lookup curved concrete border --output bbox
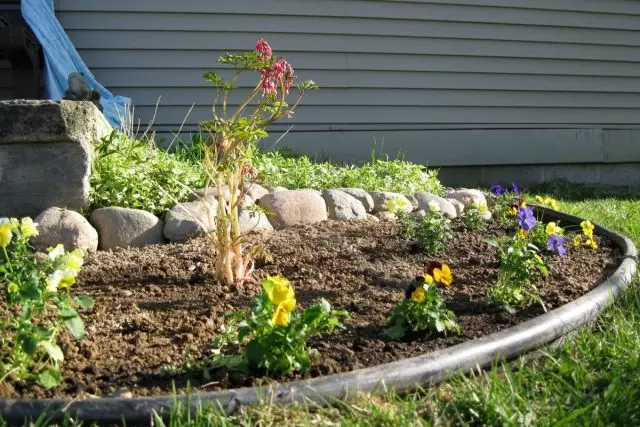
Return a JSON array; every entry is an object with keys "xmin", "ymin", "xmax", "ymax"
[{"xmin": 1, "ymin": 206, "xmax": 637, "ymax": 425}]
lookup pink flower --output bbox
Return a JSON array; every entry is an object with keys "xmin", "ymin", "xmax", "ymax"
[
  {"xmin": 243, "ymin": 165, "xmax": 258, "ymax": 179},
  {"xmin": 255, "ymin": 39, "xmax": 272, "ymax": 57},
  {"xmin": 261, "ymin": 77, "xmax": 276, "ymax": 95}
]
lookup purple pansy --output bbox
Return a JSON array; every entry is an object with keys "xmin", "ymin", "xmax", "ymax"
[
  {"xmin": 547, "ymin": 234, "xmax": 567, "ymax": 256},
  {"xmin": 490, "ymin": 184, "xmax": 506, "ymax": 196},
  {"xmin": 517, "ymin": 207, "xmax": 537, "ymax": 231},
  {"xmin": 510, "ymin": 182, "xmax": 520, "ymax": 195}
]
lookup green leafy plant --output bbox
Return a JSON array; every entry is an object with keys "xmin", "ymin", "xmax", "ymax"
[
  {"xmin": 197, "ymin": 39, "xmax": 317, "ymax": 285},
  {"xmin": 398, "ymin": 201, "xmax": 452, "ymax": 254},
  {"xmin": 90, "ymin": 130, "xmax": 206, "ymax": 214},
  {"xmin": 463, "ymin": 202, "xmax": 488, "ymax": 230},
  {"xmin": 386, "ymin": 263, "xmax": 459, "ymax": 339},
  {"xmin": 0, "ymin": 218, "xmax": 93, "ymax": 388},
  {"xmin": 211, "ymin": 275, "xmax": 347, "ymax": 375}
]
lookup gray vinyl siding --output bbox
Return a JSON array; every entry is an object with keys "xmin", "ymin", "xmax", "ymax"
[{"xmin": 54, "ymin": 0, "xmax": 640, "ymax": 167}]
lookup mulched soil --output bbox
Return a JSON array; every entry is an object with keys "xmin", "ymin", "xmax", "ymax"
[{"xmin": 0, "ymin": 218, "xmax": 622, "ymax": 399}]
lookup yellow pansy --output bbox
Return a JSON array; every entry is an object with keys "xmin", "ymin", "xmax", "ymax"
[
  {"xmin": 536, "ymin": 196, "xmax": 559, "ymax": 210},
  {"xmin": 519, "ymin": 228, "xmax": 529, "ymax": 239},
  {"xmin": 0, "ymin": 224, "xmax": 12, "ymax": 248},
  {"xmin": 64, "ymin": 250, "xmax": 84, "ymax": 273},
  {"xmin": 19, "ymin": 217, "xmax": 39, "ymax": 238},
  {"xmin": 433, "ymin": 264, "xmax": 453, "ymax": 286},
  {"xmin": 264, "ymin": 275, "xmax": 296, "ymax": 309},
  {"xmin": 272, "ymin": 304, "xmax": 290, "ymax": 326},
  {"xmin": 58, "ymin": 271, "xmax": 77, "ymax": 289},
  {"xmin": 47, "ymin": 244, "xmax": 65, "ymax": 260},
  {"xmin": 7, "ymin": 282, "xmax": 19, "ymax": 294},
  {"xmin": 580, "ymin": 220, "xmax": 595, "ymax": 238},
  {"xmin": 573, "ymin": 235, "xmax": 582, "ymax": 247},
  {"xmin": 545, "ymin": 222, "xmax": 563, "ymax": 236},
  {"xmin": 509, "ymin": 206, "xmax": 518, "ymax": 216},
  {"xmin": 422, "ymin": 273, "xmax": 434, "ymax": 285},
  {"xmin": 411, "ymin": 286, "xmax": 426, "ymax": 303},
  {"xmin": 586, "ymin": 238, "xmax": 598, "ymax": 250}
]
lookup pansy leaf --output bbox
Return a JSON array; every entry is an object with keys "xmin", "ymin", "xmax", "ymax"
[
  {"xmin": 76, "ymin": 295, "xmax": 95, "ymax": 309},
  {"xmin": 38, "ymin": 368, "xmax": 61, "ymax": 389},
  {"xmin": 64, "ymin": 316, "xmax": 85, "ymax": 340}
]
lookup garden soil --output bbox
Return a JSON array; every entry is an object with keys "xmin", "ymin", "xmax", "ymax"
[{"xmin": 1, "ymin": 218, "xmax": 622, "ymax": 399}]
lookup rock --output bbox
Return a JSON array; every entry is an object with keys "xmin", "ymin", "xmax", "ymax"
[
  {"xmin": 369, "ymin": 192, "xmax": 413, "ymax": 214},
  {"xmin": 322, "ymin": 189, "xmax": 367, "ymax": 221},
  {"xmin": 259, "ymin": 190, "xmax": 327, "ymax": 229},
  {"xmin": 375, "ymin": 211, "xmax": 396, "ymax": 221},
  {"xmin": 444, "ymin": 188, "xmax": 487, "ymax": 208},
  {"xmin": 446, "ymin": 199, "xmax": 465, "ymax": 216},
  {"xmin": 238, "ymin": 207, "xmax": 273, "ymax": 233},
  {"xmin": 366, "ymin": 213, "xmax": 380, "ymax": 222},
  {"xmin": 62, "ymin": 72, "xmax": 103, "ymax": 112},
  {"xmin": 413, "ymin": 192, "xmax": 457, "ymax": 218},
  {"xmin": 243, "ymin": 183, "xmax": 269, "ymax": 202},
  {"xmin": 163, "ymin": 199, "xmax": 217, "ymax": 242},
  {"xmin": 90, "ymin": 207, "xmax": 164, "ymax": 249},
  {"xmin": 412, "ymin": 210, "xmax": 426, "ymax": 218},
  {"xmin": 189, "ymin": 186, "xmax": 253, "ymax": 208},
  {"xmin": 339, "ymin": 188, "xmax": 375, "ymax": 213},
  {"xmin": 269, "ymin": 186, "xmax": 288, "ymax": 193},
  {"xmin": 0, "ymin": 100, "xmax": 111, "ymax": 217},
  {"xmin": 30, "ymin": 207, "xmax": 98, "ymax": 252},
  {"xmin": 405, "ymin": 194, "xmax": 419, "ymax": 212}
]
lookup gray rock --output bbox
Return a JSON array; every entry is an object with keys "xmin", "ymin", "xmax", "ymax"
[
  {"xmin": 243, "ymin": 183, "xmax": 269, "ymax": 202},
  {"xmin": 444, "ymin": 188, "xmax": 487, "ymax": 208},
  {"xmin": 238, "ymin": 207, "xmax": 273, "ymax": 233},
  {"xmin": 405, "ymin": 194, "xmax": 420, "ymax": 212},
  {"xmin": 189, "ymin": 186, "xmax": 253, "ymax": 208},
  {"xmin": 446, "ymin": 198, "xmax": 465, "ymax": 216},
  {"xmin": 366, "ymin": 213, "xmax": 380, "ymax": 222},
  {"xmin": 269, "ymin": 186, "xmax": 288, "ymax": 193},
  {"xmin": 322, "ymin": 189, "xmax": 367, "ymax": 221},
  {"xmin": 339, "ymin": 188, "xmax": 375, "ymax": 212},
  {"xmin": 90, "ymin": 207, "xmax": 164, "ymax": 249},
  {"xmin": 369, "ymin": 192, "xmax": 413, "ymax": 214},
  {"xmin": 375, "ymin": 211, "xmax": 397, "ymax": 222},
  {"xmin": 163, "ymin": 199, "xmax": 218, "ymax": 242},
  {"xmin": 259, "ymin": 189, "xmax": 327, "ymax": 229},
  {"xmin": 0, "ymin": 100, "xmax": 111, "ymax": 217},
  {"xmin": 30, "ymin": 207, "xmax": 98, "ymax": 253},
  {"xmin": 414, "ymin": 192, "xmax": 457, "ymax": 218}
]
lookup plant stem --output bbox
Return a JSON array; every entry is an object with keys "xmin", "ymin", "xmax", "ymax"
[{"xmin": 2, "ymin": 247, "xmax": 13, "ymax": 273}]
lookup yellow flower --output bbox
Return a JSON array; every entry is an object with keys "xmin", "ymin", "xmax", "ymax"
[
  {"xmin": 585, "ymin": 238, "xmax": 598, "ymax": 250},
  {"xmin": 580, "ymin": 220, "xmax": 595, "ymax": 238},
  {"xmin": 0, "ymin": 218, "xmax": 19, "ymax": 231},
  {"xmin": 422, "ymin": 273, "xmax": 434, "ymax": 285},
  {"xmin": 433, "ymin": 264, "xmax": 453, "ymax": 286},
  {"xmin": 519, "ymin": 228, "xmax": 529, "ymax": 239},
  {"xmin": 46, "ymin": 270, "xmax": 63, "ymax": 292},
  {"xmin": 0, "ymin": 224, "xmax": 12, "ymax": 248},
  {"xmin": 272, "ymin": 304, "xmax": 290, "ymax": 326},
  {"xmin": 411, "ymin": 286, "xmax": 426, "ymax": 303},
  {"xmin": 573, "ymin": 235, "xmax": 582, "ymax": 247},
  {"xmin": 536, "ymin": 196, "xmax": 559, "ymax": 210},
  {"xmin": 509, "ymin": 206, "xmax": 518, "ymax": 216},
  {"xmin": 19, "ymin": 217, "xmax": 39, "ymax": 238},
  {"xmin": 7, "ymin": 282, "xmax": 19, "ymax": 294},
  {"xmin": 64, "ymin": 250, "xmax": 84, "ymax": 273},
  {"xmin": 58, "ymin": 271, "xmax": 77, "ymax": 289},
  {"xmin": 535, "ymin": 196, "xmax": 544, "ymax": 204},
  {"xmin": 478, "ymin": 203, "xmax": 488, "ymax": 213},
  {"xmin": 47, "ymin": 244, "xmax": 65, "ymax": 260},
  {"xmin": 264, "ymin": 274, "xmax": 296, "ymax": 309},
  {"xmin": 545, "ymin": 222, "xmax": 563, "ymax": 236}
]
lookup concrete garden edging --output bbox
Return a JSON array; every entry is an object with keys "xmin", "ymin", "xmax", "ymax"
[{"xmin": 0, "ymin": 206, "xmax": 637, "ymax": 425}]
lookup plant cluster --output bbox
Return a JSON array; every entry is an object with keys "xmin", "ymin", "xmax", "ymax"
[
  {"xmin": 211, "ymin": 275, "xmax": 347, "ymax": 375},
  {"xmin": 573, "ymin": 220, "xmax": 598, "ymax": 250},
  {"xmin": 463, "ymin": 201, "xmax": 488, "ymax": 230},
  {"xmin": 0, "ymin": 218, "xmax": 93, "ymax": 388},
  {"xmin": 398, "ymin": 201, "xmax": 452, "ymax": 254},
  {"xmin": 386, "ymin": 262, "xmax": 459, "ymax": 339},
  {"xmin": 90, "ymin": 130, "xmax": 206, "ymax": 215},
  {"xmin": 490, "ymin": 183, "xmax": 521, "ymax": 227}
]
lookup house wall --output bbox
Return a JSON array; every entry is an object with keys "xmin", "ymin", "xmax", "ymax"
[{"xmin": 54, "ymin": 0, "xmax": 640, "ymax": 185}]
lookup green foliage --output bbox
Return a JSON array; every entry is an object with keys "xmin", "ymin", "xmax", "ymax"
[
  {"xmin": 398, "ymin": 207, "xmax": 452, "ymax": 255},
  {"xmin": 90, "ymin": 130, "xmax": 206, "ymax": 215},
  {"xmin": 492, "ymin": 194, "xmax": 519, "ymax": 229},
  {"xmin": 212, "ymin": 275, "xmax": 347, "ymax": 375},
  {"xmin": 0, "ymin": 218, "xmax": 93, "ymax": 389},
  {"xmin": 386, "ymin": 281, "xmax": 459, "ymax": 339},
  {"xmin": 486, "ymin": 231, "xmax": 548, "ymax": 313},
  {"xmin": 463, "ymin": 202, "xmax": 488, "ymax": 231}
]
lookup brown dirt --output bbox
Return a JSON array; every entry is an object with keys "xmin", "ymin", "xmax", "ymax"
[{"xmin": 1, "ymin": 218, "xmax": 622, "ymax": 400}]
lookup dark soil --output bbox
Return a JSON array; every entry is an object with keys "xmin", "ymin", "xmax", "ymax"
[{"xmin": 1, "ymin": 218, "xmax": 622, "ymax": 400}]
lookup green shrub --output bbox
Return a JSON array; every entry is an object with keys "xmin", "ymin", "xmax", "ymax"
[{"xmin": 90, "ymin": 131, "xmax": 206, "ymax": 215}]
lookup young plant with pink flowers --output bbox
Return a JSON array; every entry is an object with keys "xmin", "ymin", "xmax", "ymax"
[{"xmin": 199, "ymin": 40, "xmax": 317, "ymax": 285}]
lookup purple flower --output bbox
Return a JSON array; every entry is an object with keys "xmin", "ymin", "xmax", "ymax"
[
  {"xmin": 547, "ymin": 234, "xmax": 567, "ymax": 256},
  {"xmin": 490, "ymin": 184, "xmax": 505, "ymax": 196},
  {"xmin": 510, "ymin": 182, "xmax": 520, "ymax": 195},
  {"xmin": 517, "ymin": 207, "xmax": 537, "ymax": 231}
]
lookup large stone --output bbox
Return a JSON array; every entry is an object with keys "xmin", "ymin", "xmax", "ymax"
[
  {"xmin": 239, "ymin": 207, "xmax": 273, "ymax": 233},
  {"xmin": 322, "ymin": 189, "xmax": 367, "ymax": 221},
  {"xmin": 0, "ymin": 100, "xmax": 111, "ymax": 217},
  {"xmin": 444, "ymin": 188, "xmax": 487, "ymax": 208},
  {"xmin": 446, "ymin": 198, "xmax": 465, "ymax": 216},
  {"xmin": 164, "ymin": 199, "xmax": 217, "ymax": 242},
  {"xmin": 90, "ymin": 207, "xmax": 164, "ymax": 249},
  {"xmin": 339, "ymin": 188, "xmax": 375, "ymax": 212},
  {"xmin": 259, "ymin": 189, "xmax": 327, "ymax": 229},
  {"xmin": 30, "ymin": 207, "xmax": 98, "ymax": 253},
  {"xmin": 243, "ymin": 183, "xmax": 269, "ymax": 202},
  {"xmin": 414, "ymin": 192, "xmax": 457, "ymax": 218},
  {"xmin": 189, "ymin": 186, "xmax": 252, "ymax": 207},
  {"xmin": 369, "ymin": 191, "xmax": 413, "ymax": 214}
]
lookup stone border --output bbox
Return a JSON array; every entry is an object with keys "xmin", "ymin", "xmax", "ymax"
[{"xmin": 0, "ymin": 206, "xmax": 636, "ymax": 425}]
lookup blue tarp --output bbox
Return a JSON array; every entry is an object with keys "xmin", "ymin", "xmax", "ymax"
[{"xmin": 21, "ymin": 0, "xmax": 130, "ymax": 128}]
